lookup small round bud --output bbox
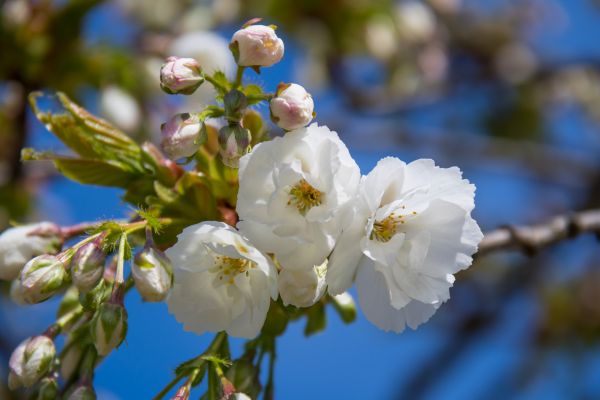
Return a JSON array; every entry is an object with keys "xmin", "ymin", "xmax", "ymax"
[
  {"xmin": 71, "ymin": 240, "xmax": 106, "ymax": 293},
  {"xmin": 231, "ymin": 24, "xmax": 284, "ymax": 67},
  {"xmin": 20, "ymin": 255, "xmax": 66, "ymax": 304},
  {"xmin": 160, "ymin": 113, "xmax": 204, "ymax": 160},
  {"xmin": 90, "ymin": 301, "xmax": 128, "ymax": 356},
  {"xmin": 218, "ymin": 124, "xmax": 251, "ymax": 168},
  {"xmin": 0, "ymin": 222, "xmax": 62, "ymax": 281},
  {"xmin": 278, "ymin": 262, "xmax": 326, "ymax": 308},
  {"xmin": 270, "ymin": 83, "xmax": 314, "ymax": 131},
  {"xmin": 160, "ymin": 56, "xmax": 204, "ymax": 95},
  {"xmin": 66, "ymin": 383, "xmax": 97, "ymax": 400},
  {"xmin": 8, "ymin": 335, "xmax": 56, "ymax": 389},
  {"xmin": 36, "ymin": 377, "xmax": 59, "ymax": 400},
  {"xmin": 133, "ymin": 245, "xmax": 173, "ymax": 302}
]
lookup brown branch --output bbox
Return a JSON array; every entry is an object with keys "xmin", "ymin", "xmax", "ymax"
[{"xmin": 478, "ymin": 209, "xmax": 600, "ymax": 256}]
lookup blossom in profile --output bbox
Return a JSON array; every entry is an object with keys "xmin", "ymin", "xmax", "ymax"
[
  {"xmin": 166, "ymin": 222, "xmax": 277, "ymax": 338},
  {"xmin": 236, "ymin": 124, "xmax": 360, "ymax": 271},
  {"xmin": 231, "ymin": 24, "xmax": 284, "ymax": 67},
  {"xmin": 327, "ymin": 158, "xmax": 483, "ymax": 332},
  {"xmin": 160, "ymin": 56, "xmax": 204, "ymax": 95}
]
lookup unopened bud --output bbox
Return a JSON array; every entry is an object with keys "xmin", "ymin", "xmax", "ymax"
[
  {"xmin": 270, "ymin": 83, "xmax": 314, "ymax": 131},
  {"xmin": 160, "ymin": 56, "xmax": 204, "ymax": 95},
  {"xmin": 8, "ymin": 335, "xmax": 56, "ymax": 389},
  {"xmin": 66, "ymin": 383, "xmax": 97, "ymax": 400},
  {"xmin": 90, "ymin": 301, "xmax": 128, "ymax": 356},
  {"xmin": 0, "ymin": 222, "xmax": 62, "ymax": 280},
  {"xmin": 20, "ymin": 255, "xmax": 66, "ymax": 304},
  {"xmin": 133, "ymin": 244, "xmax": 173, "ymax": 302},
  {"xmin": 71, "ymin": 239, "xmax": 106, "ymax": 293},
  {"xmin": 218, "ymin": 124, "xmax": 251, "ymax": 168},
  {"xmin": 160, "ymin": 113, "xmax": 204, "ymax": 160},
  {"xmin": 230, "ymin": 24, "xmax": 284, "ymax": 67},
  {"xmin": 278, "ymin": 262, "xmax": 326, "ymax": 308},
  {"xmin": 36, "ymin": 377, "xmax": 59, "ymax": 400},
  {"xmin": 224, "ymin": 90, "xmax": 248, "ymax": 123}
]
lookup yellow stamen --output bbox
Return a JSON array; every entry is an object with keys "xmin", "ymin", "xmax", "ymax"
[{"xmin": 287, "ymin": 179, "xmax": 324, "ymax": 215}]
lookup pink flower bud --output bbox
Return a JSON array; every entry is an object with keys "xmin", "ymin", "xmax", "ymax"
[
  {"xmin": 270, "ymin": 83, "xmax": 314, "ymax": 130},
  {"xmin": 231, "ymin": 25, "xmax": 284, "ymax": 67},
  {"xmin": 160, "ymin": 56, "xmax": 204, "ymax": 95},
  {"xmin": 160, "ymin": 113, "xmax": 204, "ymax": 160}
]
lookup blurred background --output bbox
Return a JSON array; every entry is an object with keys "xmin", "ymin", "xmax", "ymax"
[{"xmin": 1, "ymin": 0, "xmax": 600, "ymax": 398}]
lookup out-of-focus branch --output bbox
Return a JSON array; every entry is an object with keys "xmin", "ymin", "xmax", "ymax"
[{"xmin": 479, "ymin": 209, "xmax": 600, "ymax": 256}]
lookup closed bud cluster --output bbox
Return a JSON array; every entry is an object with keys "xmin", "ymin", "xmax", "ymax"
[
  {"xmin": 160, "ymin": 56, "xmax": 204, "ymax": 95},
  {"xmin": 160, "ymin": 113, "xmax": 204, "ymax": 160},
  {"xmin": 90, "ymin": 301, "xmax": 128, "ymax": 356},
  {"xmin": 0, "ymin": 222, "xmax": 62, "ymax": 281},
  {"xmin": 66, "ymin": 383, "xmax": 97, "ymax": 400},
  {"xmin": 8, "ymin": 335, "xmax": 56, "ymax": 389},
  {"xmin": 230, "ymin": 24, "xmax": 284, "ymax": 67},
  {"xmin": 71, "ymin": 239, "xmax": 106, "ymax": 293},
  {"xmin": 270, "ymin": 83, "xmax": 314, "ymax": 131},
  {"xmin": 133, "ymin": 243, "xmax": 173, "ymax": 302},
  {"xmin": 278, "ymin": 262, "xmax": 326, "ymax": 308},
  {"xmin": 218, "ymin": 124, "xmax": 251, "ymax": 168},
  {"xmin": 20, "ymin": 254, "xmax": 66, "ymax": 304}
]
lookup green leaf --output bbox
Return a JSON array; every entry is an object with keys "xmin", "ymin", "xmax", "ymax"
[
  {"xmin": 29, "ymin": 92, "xmax": 145, "ymax": 172},
  {"xmin": 54, "ymin": 158, "xmax": 141, "ymax": 187},
  {"xmin": 243, "ymin": 84, "xmax": 265, "ymax": 105}
]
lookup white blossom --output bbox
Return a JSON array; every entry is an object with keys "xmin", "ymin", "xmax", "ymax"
[
  {"xmin": 0, "ymin": 222, "xmax": 62, "ymax": 281},
  {"xmin": 278, "ymin": 262, "xmax": 326, "ymax": 308},
  {"xmin": 395, "ymin": 1, "xmax": 436, "ymax": 43},
  {"xmin": 327, "ymin": 158, "xmax": 483, "ymax": 332},
  {"xmin": 166, "ymin": 222, "xmax": 277, "ymax": 339},
  {"xmin": 270, "ymin": 83, "xmax": 314, "ymax": 131},
  {"xmin": 231, "ymin": 25, "xmax": 284, "ymax": 67},
  {"xmin": 236, "ymin": 124, "xmax": 360, "ymax": 271}
]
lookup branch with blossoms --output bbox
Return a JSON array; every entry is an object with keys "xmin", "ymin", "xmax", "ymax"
[{"xmin": 0, "ymin": 19, "xmax": 484, "ymax": 399}]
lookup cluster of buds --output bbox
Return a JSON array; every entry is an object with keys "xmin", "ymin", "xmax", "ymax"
[{"xmin": 158, "ymin": 20, "xmax": 309, "ymax": 167}]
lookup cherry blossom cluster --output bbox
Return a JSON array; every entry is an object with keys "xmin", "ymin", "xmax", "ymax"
[{"xmin": 160, "ymin": 21, "xmax": 483, "ymax": 338}]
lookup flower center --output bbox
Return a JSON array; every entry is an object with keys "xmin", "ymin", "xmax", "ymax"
[
  {"xmin": 370, "ymin": 208, "xmax": 418, "ymax": 242},
  {"xmin": 287, "ymin": 179, "xmax": 324, "ymax": 215},
  {"xmin": 214, "ymin": 255, "xmax": 256, "ymax": 284}
]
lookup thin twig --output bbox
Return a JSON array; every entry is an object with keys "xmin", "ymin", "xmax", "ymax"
[{"xmin": 478, "ymin": 209, "xmax": 600, "ymax": 256}]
